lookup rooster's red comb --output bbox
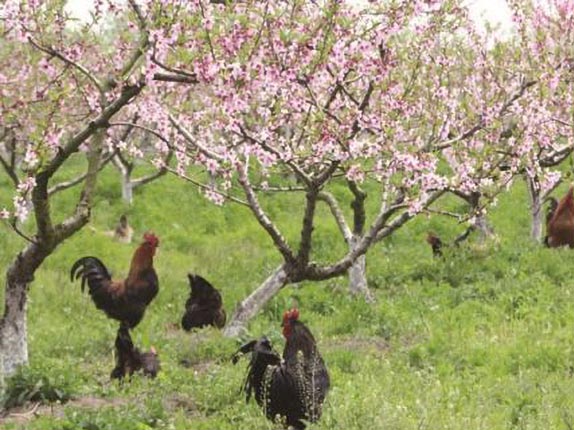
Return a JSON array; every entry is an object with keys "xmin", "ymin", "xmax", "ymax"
[
  {"xmin": 283, "ymin": 308, "xmax": 300, "ymax": 322},
  {"xmin": 143, "ymin": 231, "xmax": 159, "ymax": 247}
]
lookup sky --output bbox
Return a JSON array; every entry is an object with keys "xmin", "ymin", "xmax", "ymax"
[{"xmin": 466, "ymin": 0, "xmax": 513, "ymax": 31}]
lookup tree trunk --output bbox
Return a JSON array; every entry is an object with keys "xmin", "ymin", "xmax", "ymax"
[
  {"xmin": 0, "ymin": 243, "xmax": 51, "ymax": 377},
  {"xmin": 473, "ymin": 213, "xmax": 494, "ymax": 240},
  {"xmin": 464, "ymin": 192, "xmax": 494, "ymax": 241},
  {"xmin": 0, "ymin": 283, "xmax": 28, "ymax": 378},
  {"xmin": 526, "ymin": 176, "xmax": 544, "ymax": 243},
  {"xmin": 530, "ymin": 194, "xmax": 544, "ymax": 242},
  {"xmin": 121, "ymin": 172, "xmax": 133, "ymax": 205},
  {"xmin": 348, "ymin": 238, "xmax": 374, "ymax": 302},
  {"xmin": 223, "ymin": 265, "xmax": 289, "ymax": 337},
  {"xmin": 347, "ymin": 183, "xmax": 373, "ymax": 301}
]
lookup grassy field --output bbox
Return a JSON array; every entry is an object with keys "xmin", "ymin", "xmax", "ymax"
[{"xmin": 2, "ymin": 161, "xmax": 574, "ymax": 430}]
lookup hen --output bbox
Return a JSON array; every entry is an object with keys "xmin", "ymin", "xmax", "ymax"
[
  {"xmin": 232, "ymin": 309, "xmax": 330, "ymax": 429},
  {"xmin": 110, "ymin": 325, "xmax": 160, "ymax": 380},
  {"xmin": 425, "ymin": 227, "xmax": 475, "ymax": 257},
  {"xmin": 546, "ymin": 187, "xmax": 574, "ymax": 248},
  {"xmin": 426, "ymin": 232, "xmax": 444, "ymax": 257},
  {"xmin": 113, "ymin": 214, "xmax": 134, "ymax": 244},
  {"xmin": 181, "ymin": 274, "xmax": 226, "ymax": 330},
  {"xmin": 70, "ymin": 232, "xmax": 160, "ymax": 329}
]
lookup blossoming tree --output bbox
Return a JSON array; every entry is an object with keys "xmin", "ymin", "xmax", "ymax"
[
  {"xmin": 0, "ymin": 0, "xmax": 188, "ymax": 376},
  {"xmin": 129, "ymin": 0, "xmax": 574, "ymax": 335},
  {"xmin": 2, "ymin": 0, "xmax": 574, "ymax": 374},
  {"xmin": 505, "ymin": 0, "xmax": 574, "ymax": 242}
]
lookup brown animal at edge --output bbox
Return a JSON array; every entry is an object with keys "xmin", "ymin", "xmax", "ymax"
[{"xmin": 546, "ymin": 187, "xmax": 574, "ymax": 247}]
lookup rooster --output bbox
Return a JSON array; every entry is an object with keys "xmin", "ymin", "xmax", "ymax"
[
  {"xmin": 232, "ymin": 309, "xmax": 330, "ymax": 429},
  {"xmin": 181, "ymin": 274, "xmax": 226, "ymax": 330},
  {"xmin": 546, "ymin": 187, "xmax": 574, "ymax": 248},
  {"xmin": 70, "ymin": 232, "xmax": 160, "ymax": 329},
  {"xmin": 110, "ymin": 325, "xmax": 160, "ymax": 380}
]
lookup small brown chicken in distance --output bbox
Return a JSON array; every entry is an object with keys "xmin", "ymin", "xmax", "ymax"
[
  {"xmin": 232, "ymin": 308, "xmax": 330, "ymax": 430},
  {"xmin": 70, "ymin": 232, "xmax": 160, "ymax": 329},
  {"xmin": 546, "ymin": 187, "xmax": 574, "ymax": 248},
  {"xmin": 181, "ymin": 274, "xmax": 226, "ymax": 330},
  {"xmin": 113, "ymin": 214, "xmax": 133, "ymax": 244},
  {"xmin": 110, "ymin": 326, "xmax": 160, "ymax": 380}
]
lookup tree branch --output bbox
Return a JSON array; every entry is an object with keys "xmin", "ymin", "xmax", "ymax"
[
  {"xmin": 132, "ymin": 150, "xmax": 173, "ymax": 190},
  {"xmin": 435, "ymin": 79, "xmax": 538, "ymax": 150},
  {"xmin": 348, "ymin": 180, "xmax": 367, "ymax": 235},
  {"xmin": 236, "ymin": 162, "xmax": 295, "ymax": 264},
  {"xmin": 53, "ymin": 133, "xmax": 104, "ymax": 242},
  {"xmin": 42, "ymin": 83, "xmax": 143, "ymax": 180},
  {"xmin": 48, "ymin": 150, "xmax": 114, "ymax": 196},
  {"xmin": 540, "ymin": 144, "xmax": 574, "ymax": 167},
  {"xmin": 306, "ymin": 190, "xmax": 444, "ymax": 280},
  {"xmin": 0, "ymin": 151, "xmax": 19, "ymax": 187},
  {"xmin": 28, "ymin": 38, "xmax": 105, "ymax": 93},
  {"xmin": 153, "ymin": 72, "xmax": 199, "ymax": 84},
  {"xmin": 317, "ymin": 191, "xmax": 353, "ymax": 243},
  {"xmin": 238, "ymin": 125, "xmax": 312, "ymax": 186},
  {"xmin": 119, "ymin": 0, "xmax": 150, "ymax": 79},
  {"xmin": 295, "ymin": 188, "xmax": 319, "ymax": 272},
  {"xmin": 165, "ymin": 166, "xmax": 249, "ymax": 207},
  {"xmin": 6, "ymin": 219, "xmax": 37, "ymax": 244},
  {"xmin": 168, "ymin": 113, "xmax": 225, "ymax": 162}
]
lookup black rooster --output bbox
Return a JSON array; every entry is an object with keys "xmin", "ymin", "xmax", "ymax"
[
  {"xmin": 232, "ymin": 308, "xmax": 330, "ymax": 429},
  {"xmin": 110, "ymin": 325, "xmax": 160, "ymax": 380},
  {"xmin": 181, "ymin": 274, "xmax": 226, "ymax": 330}
]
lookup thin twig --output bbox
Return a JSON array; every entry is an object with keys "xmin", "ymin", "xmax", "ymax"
[
  {"xmin": 48, "ymin": 151, "xmax": 115, "ymax": 196},
  {"xmin": 7, "ymin": 219, "xmax": 37, "ymax": 244},
  {"xmin": 28, "ymin": 38, "xmax": 105, "ymax": 93},
  {"xmin": 165, "ymin": 166, "xmax": 248, "ymax": 206}
]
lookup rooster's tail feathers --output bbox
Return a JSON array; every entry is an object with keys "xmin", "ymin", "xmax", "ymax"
[{"xmin": 70, "ymin": 256, "xmax": 112, "ymax": 292}]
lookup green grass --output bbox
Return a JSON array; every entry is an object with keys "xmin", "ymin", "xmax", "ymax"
[{"xmin": 2, "ymin": 163, "xmax": 574, "ymax": 429}]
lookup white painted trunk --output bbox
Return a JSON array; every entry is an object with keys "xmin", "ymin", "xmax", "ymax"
[
  {"xmin": 473, "ymin": 214, "xmax": 494, "ymax": 240},
  {"xmin": 121, "ymin": 173, "xmax": 133, "ymax": 205},
  {"xmin": 526, "ymin": 178, "xmax": 544, "ymax": 243},
  {"xmin": 531, "ymin": 198, "xmax": 544, "ymax": 243},
  {"xmin": 348, "ymin": 238, "xmax": 374, "ymax": 302},
  {"xmin": 348, "ymin": 255, "xmax": 374, "ymax": 301},
  {"xmin": 223, "ymin": 266, "xmax": 289, "ymax": 337},
  {"xmin": 0, "ymin": 280, "xmax": 29, "ymax": 377}
]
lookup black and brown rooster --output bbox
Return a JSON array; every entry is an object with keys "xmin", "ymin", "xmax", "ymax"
[
  {"xmin": 181, "ymin": 274, "xmax": 226, "ymax": 330},
  {"xmin": 232, "ymin": 308, "xmax": 330, "ymax": 429},
  {"xmin": 110, "ymin": 325, "xmax": 160, "ymax": 380},
  {"xmin": 70, "ymin": 232, "xmax": 160, "ymax": 329}
]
